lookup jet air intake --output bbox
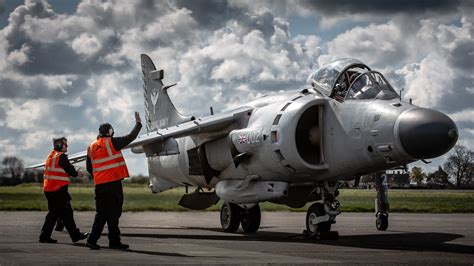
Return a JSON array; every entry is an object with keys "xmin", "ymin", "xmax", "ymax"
[
  {"xmin": 295, "ymin": 105, "xmax": 322, "ymax": 165},
  {"xmin": 397, "ymin": 108, "xmax": 458, "ymax": 159}
]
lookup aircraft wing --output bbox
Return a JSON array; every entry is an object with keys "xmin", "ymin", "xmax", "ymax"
[
  {"xmin": 27, "ymin": 106, "xmax": 252, "ymax": 168},
  {"xmin": 26, "ymin": 150, "xmax": 87, "ymax": 169},
  {"xmin": 127, "ymin": 106, "xmax": 253, "ymax": 152}
]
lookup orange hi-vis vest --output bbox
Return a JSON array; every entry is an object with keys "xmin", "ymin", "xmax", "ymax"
[
  {"xmin": 88, "ymin": 137, "xmax": 129, "ymax": 185},
  {"xmin": 43, "ymin": 150, "xmax": 70, "ymax": 192}
]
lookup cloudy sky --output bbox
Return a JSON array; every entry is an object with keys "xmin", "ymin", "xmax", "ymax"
[{"xmin": 0, "ymin": 0, "xmax": 473, "ymax": 176}]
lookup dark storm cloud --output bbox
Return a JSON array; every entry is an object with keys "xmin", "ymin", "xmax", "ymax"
[
  {"xmin": 300, "ymin": 0, "xmax": 463, "ymax": 15},
  {"xmin": 2, "ymin": 1, "xmax": 174, "ymax": 77},
  {"xmin": 437, "ymin": 77, "xmax": 474, "ymax": 114},
  {"xmin": 240, "ymin": 10, "xmax": 276, "ymax": 39},
  {"xmin": 448, "ymin": 39, "xmax": 474, "ymax": 72},
  {"xmin": 0, "ymin": 74, "xmax": 78, "ymax": 99},
  {"xmin": 0, "ymin": 0, "xmax": 5, "ymax": 14},
  {"xmin": 174, "ymin": 0, "xmax": 278, "ymax": 38},
  {"xmin": 10, "ymin": 42, "xmax": 115, "ymax": 75},
  {"xmin": 173, "ymin": 0, "xmax": 243, "ymax": 29},
  {"xmin": 76, "ymin": 0, "xmax": 170, "ymax": 28},
  {"xmin": 0, "ymin": 105, "xmax": 5, "ymax": 122}
]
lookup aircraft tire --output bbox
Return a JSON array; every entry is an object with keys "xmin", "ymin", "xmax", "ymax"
[
  {"xmin": 241, "ymin": 204, "xmax": 261, "ymax": 233},
  {"xmin": 220, "ymin": 202, "xmax": 241, "ymax": 233},
  {"xmin": 305, "ymin": 203, "xmax": 331, "ymax": 239},
  {"xmin": 376, "ymin": 212, "xmax": 388, "ymax": 231}
]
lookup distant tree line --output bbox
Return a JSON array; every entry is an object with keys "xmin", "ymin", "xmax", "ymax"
[
  {"xmin": 410, "ymin": 145, "xmax": 473, "ymax": 188},
  {"xmin": 0, "ymin": 156, "xmax": 149, "ymax": 186}
]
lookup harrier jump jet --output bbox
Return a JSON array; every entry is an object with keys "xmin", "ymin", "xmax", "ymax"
[{"xmin": 31, "ymin": 55, "xmax": 458, "ymax": 238}]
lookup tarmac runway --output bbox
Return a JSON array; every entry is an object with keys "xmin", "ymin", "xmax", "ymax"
[{"xmin": 0, "ymin": 211, "xmax": 473, "ymax": 264}]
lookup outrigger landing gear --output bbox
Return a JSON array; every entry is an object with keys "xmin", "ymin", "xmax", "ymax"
[
  {"xmin": 375, "ymin": 172, "xmax": 389, "ymax": 231},
  {"xmin": 220, "ymin": 202, "xmax": 261, "ymax": 233},
  {"xmin": 304, "ymin": 181, "xmax": 340, "ymax": 240}
]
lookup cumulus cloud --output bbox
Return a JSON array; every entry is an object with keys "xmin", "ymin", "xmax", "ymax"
[
  {"xmin": 6, "ymin": 43, "xmax": 31, "ymax": 66},
  {"xmin": 70, "ymin": 33, "xmax": 102, "ymax": 57},
  {"xmin": 4, "ymin": 99, "xmax": 52, "ymax": 130},
  {"xmin": 399, "ymin": 56, "xmax": 454, "ymax": 108},
  {"xmin": 318, "ymin": 22, "xmax": 408, "ymax": 67},
  {"xmin": 450, "ymin": 109, "xmax": 474, "ymax": 124},
  {"xmin": 0, "ymin": 0, "xmax": 472, "ymax": 175}
]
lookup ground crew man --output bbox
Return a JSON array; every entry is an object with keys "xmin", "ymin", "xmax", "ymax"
[
  {"xmin": 39, "ymin": 137, "xmax": 88, "ymax": 244},
  {"xmin": 86, "ymin": 112, "xmax": 142, "ymax": 250}
]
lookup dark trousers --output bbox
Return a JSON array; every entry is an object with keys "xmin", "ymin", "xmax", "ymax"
[
  {"xmin": 40, "ymin": 186, "xmax": 81, "ymax": 241},
  {"xmin": 88, "ymin": 180, "xmax": 123, "ymax": 244}
]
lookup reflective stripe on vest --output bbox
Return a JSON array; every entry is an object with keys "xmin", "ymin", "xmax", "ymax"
[
  {"xmin": 44, "ymin": 154, "xmax": 69, "ymax": 180},
  {"xmin": 43, "ymin": 150, "xmax": 70, "ymax": 192},
  {"xmin": 89, "ymin": 137, "xmax": 129, "ymax": 185},
  {"xmin": 93, "ymin": 161, "xmax": 127, "ymax": 172}
]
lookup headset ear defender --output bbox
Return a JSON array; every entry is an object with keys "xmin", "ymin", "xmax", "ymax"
[{"xmin": 53, "ymin": 137, "xmax": 66, "ymax": 151}]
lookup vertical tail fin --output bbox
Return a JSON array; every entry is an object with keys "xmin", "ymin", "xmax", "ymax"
[{"xmin": 141, "ymin": 54, "xmax": 194, "ymax": 132}]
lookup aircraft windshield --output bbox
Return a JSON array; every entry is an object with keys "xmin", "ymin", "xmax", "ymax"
[
  {"xmin": 346, "ymin": 71, "xmax": 398, "ymax": 101},
  {"xmin": 308, "ymin": 58, "xmax": 398, "ymax": 102},
  {"xmin": 307, "ymin": 58, "xmax": 368, "ymax": 96}
]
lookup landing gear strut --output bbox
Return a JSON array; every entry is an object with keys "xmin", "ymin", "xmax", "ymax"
[
  {"xmin": 304, "ymin": 181, "xmax": 340, "ymax": 240},
  {"xmin": 220, "ymin": 202, "xmax": 261, "ymax": 233},
  {"xmin": 375, "ymin": 172, "xmax": 389, "ymax": 231}
]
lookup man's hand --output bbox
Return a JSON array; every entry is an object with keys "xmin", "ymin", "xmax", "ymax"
[{"xmin": 135, "ymin": 111, "xmax": 141, "ymax": 123}]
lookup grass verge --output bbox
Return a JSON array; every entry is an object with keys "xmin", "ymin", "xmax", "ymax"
[{"xmin": 0, "ymin": 183, "xmax": 473, "ymax": 212}]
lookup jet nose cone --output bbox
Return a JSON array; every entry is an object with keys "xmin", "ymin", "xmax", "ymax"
[{"xmin": 398, "ymin": 108, "xmax": 458, "ymax": 159}]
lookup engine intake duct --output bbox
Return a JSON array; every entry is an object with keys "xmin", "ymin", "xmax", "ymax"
[{"xmin": 295, "ymin": 105, "xmax": 322, "ymax": 165}]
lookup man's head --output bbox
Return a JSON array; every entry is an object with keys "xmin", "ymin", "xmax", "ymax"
[
  {"xmin": 53, "ymin": 137, "xmax": 68, "ymax": 152},
  {"xmin": 98, "ymin": 123, "xmax": 114, "ymax": 137}
]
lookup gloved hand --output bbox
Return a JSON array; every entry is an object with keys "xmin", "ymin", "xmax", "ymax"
[{"xmin": 135, "ymin": 111, "xmax": 141, "ymax": 123}]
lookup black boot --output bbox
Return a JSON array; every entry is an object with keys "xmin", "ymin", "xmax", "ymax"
[
  {"xmin": 72, "ymin": 232, "xmax": 89, "ymax": 243},
  {"xmin": 39, "ymin": 237, "xmax": 57, "ymax": 243},
  {"xmin": 109, "ymin": 242, "xmax": 129, "ymax": 250},
  {"xmin": 86, "ymin": 241, "xmax": 100, "ymax": 250}
]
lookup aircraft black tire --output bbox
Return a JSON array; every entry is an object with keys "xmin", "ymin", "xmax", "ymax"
[
  {"xmin": 220, "ymin": 202, "xmax": 241, "ymax": 233},
  {"xmin": 241, "ymin": 204, "xmax": 261, "ymax": 233},
  {"xmin": 305, "ymin": 203, "xmax": 331, "ymax": 239},
  {"xmin": 376, "ymin": 212, "xmax": 388, "ymax": 231}
]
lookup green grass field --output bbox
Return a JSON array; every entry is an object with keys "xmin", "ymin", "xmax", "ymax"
[{"xmin": 0, "ymin": 183, "xmax": 473, "ymax": 212}]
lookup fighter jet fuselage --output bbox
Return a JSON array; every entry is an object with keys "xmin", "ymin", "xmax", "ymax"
[
  {"xmin": 143, "ymin": 58, "xmax": 457, "ymax": 211},
  {"xmin": 30, "ymin": 56, "xmax": 458, "ymax": 237}
]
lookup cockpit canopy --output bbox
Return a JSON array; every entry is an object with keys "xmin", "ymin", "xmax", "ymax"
[{"xmin": 307, "ymin": 58, "xmax": 398, "ymax": 102}]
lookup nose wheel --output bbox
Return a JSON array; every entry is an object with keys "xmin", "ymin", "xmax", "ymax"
[{"xmin": 304, "ymin": 203, "xmax": 331, "ymax": 239}]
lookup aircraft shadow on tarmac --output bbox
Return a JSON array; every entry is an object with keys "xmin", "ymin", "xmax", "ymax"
[
  {"xmin": 74, "ymin": 242, "xmax": 195, "ymax": 258},
  {"xmin": 120, "ymin": 228, "xmax": 474, "ymax": 255}
]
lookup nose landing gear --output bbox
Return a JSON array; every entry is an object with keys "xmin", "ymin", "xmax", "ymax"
[{"xmin": 304, "ymin": 182, "xmax": 340, "ymax": 240}]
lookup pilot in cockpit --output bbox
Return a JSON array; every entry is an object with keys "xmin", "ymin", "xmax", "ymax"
[
  {"xmin": 331, "ymin": 73, "xmax": 347, "ymax": 102},
  {"xmin": 331, "ymin": 70, "xmax": 358, "ymax": 102}
]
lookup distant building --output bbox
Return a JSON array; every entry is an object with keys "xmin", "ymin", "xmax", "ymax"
[
  {"xmin": 385, "ymin": 169, "xmax": 410, "ymax": 188},
  {"xmin": 359, "ymin": 168, "xmax": 410, "ymax": 188}
]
